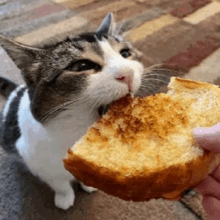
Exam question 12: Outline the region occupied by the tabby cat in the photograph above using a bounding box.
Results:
[0,13,144,210]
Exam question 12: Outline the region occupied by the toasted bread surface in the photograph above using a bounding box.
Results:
[63,77,220,201]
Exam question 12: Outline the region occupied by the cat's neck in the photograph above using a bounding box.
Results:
[18,90,99,152]
[17,91,100,155]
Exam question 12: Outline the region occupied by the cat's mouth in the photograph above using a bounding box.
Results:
[97,104,111,117]
[97,92,134,117]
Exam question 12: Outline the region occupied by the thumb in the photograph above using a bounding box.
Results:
[193,123,220,154]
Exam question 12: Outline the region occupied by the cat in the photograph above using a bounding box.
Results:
[0,13,144,210]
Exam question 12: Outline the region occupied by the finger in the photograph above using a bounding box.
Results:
[193,124,220,153]
[202,196,220,220]
[210,165,220,182]
[196,175,220,199]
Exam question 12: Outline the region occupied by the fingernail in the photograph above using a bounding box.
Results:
[193,128,211,148]
[193,128,209,137]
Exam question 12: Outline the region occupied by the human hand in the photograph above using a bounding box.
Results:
[193,123,220,220]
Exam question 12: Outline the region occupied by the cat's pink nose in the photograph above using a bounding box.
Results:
[115,70,134,91]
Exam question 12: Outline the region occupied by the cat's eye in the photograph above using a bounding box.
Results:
[75,62,91,71]
[120,49,131,58]
[66,60,101,72]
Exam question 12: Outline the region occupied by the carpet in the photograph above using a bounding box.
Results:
[1,0,220,219]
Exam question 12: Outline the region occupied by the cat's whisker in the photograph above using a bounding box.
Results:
[145,62,182,71]
[41,104,65,120]
[142,76,169,82]
[40,95,89,122]
[143,73,172,80]
[144,65,182,77]
[144,69,181,76]
[145,68,174,72]
[144,68,174,73]
[67,92,104,119]
[142,78,169,85]
[138,86,154,96]
[145,63,164,70]
[141,76,158,87]
[88,97,101,119]
[139,84,157,93]
[141,83,158,90]
[41,102,72,122]
[137,90,149,97]
[73,97,96,113]
[143,72,171,78]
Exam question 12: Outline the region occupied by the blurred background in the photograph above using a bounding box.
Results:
[0,0,220,219]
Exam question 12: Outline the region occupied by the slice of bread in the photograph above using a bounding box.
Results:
[63,77,220,201]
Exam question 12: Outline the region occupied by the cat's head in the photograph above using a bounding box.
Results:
[0,13,144,123]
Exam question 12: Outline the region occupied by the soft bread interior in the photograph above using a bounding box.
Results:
[70,78,220,177]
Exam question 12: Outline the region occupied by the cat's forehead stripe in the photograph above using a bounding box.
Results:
[98,39,119,60]
[67,33,105,58]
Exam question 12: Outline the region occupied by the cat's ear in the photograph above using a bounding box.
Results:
[96,13,116,36]
[0,35,44,70]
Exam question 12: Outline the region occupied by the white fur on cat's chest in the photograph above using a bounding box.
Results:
[15,90,96,172]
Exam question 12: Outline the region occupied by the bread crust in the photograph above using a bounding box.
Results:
[63,149,218,201]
